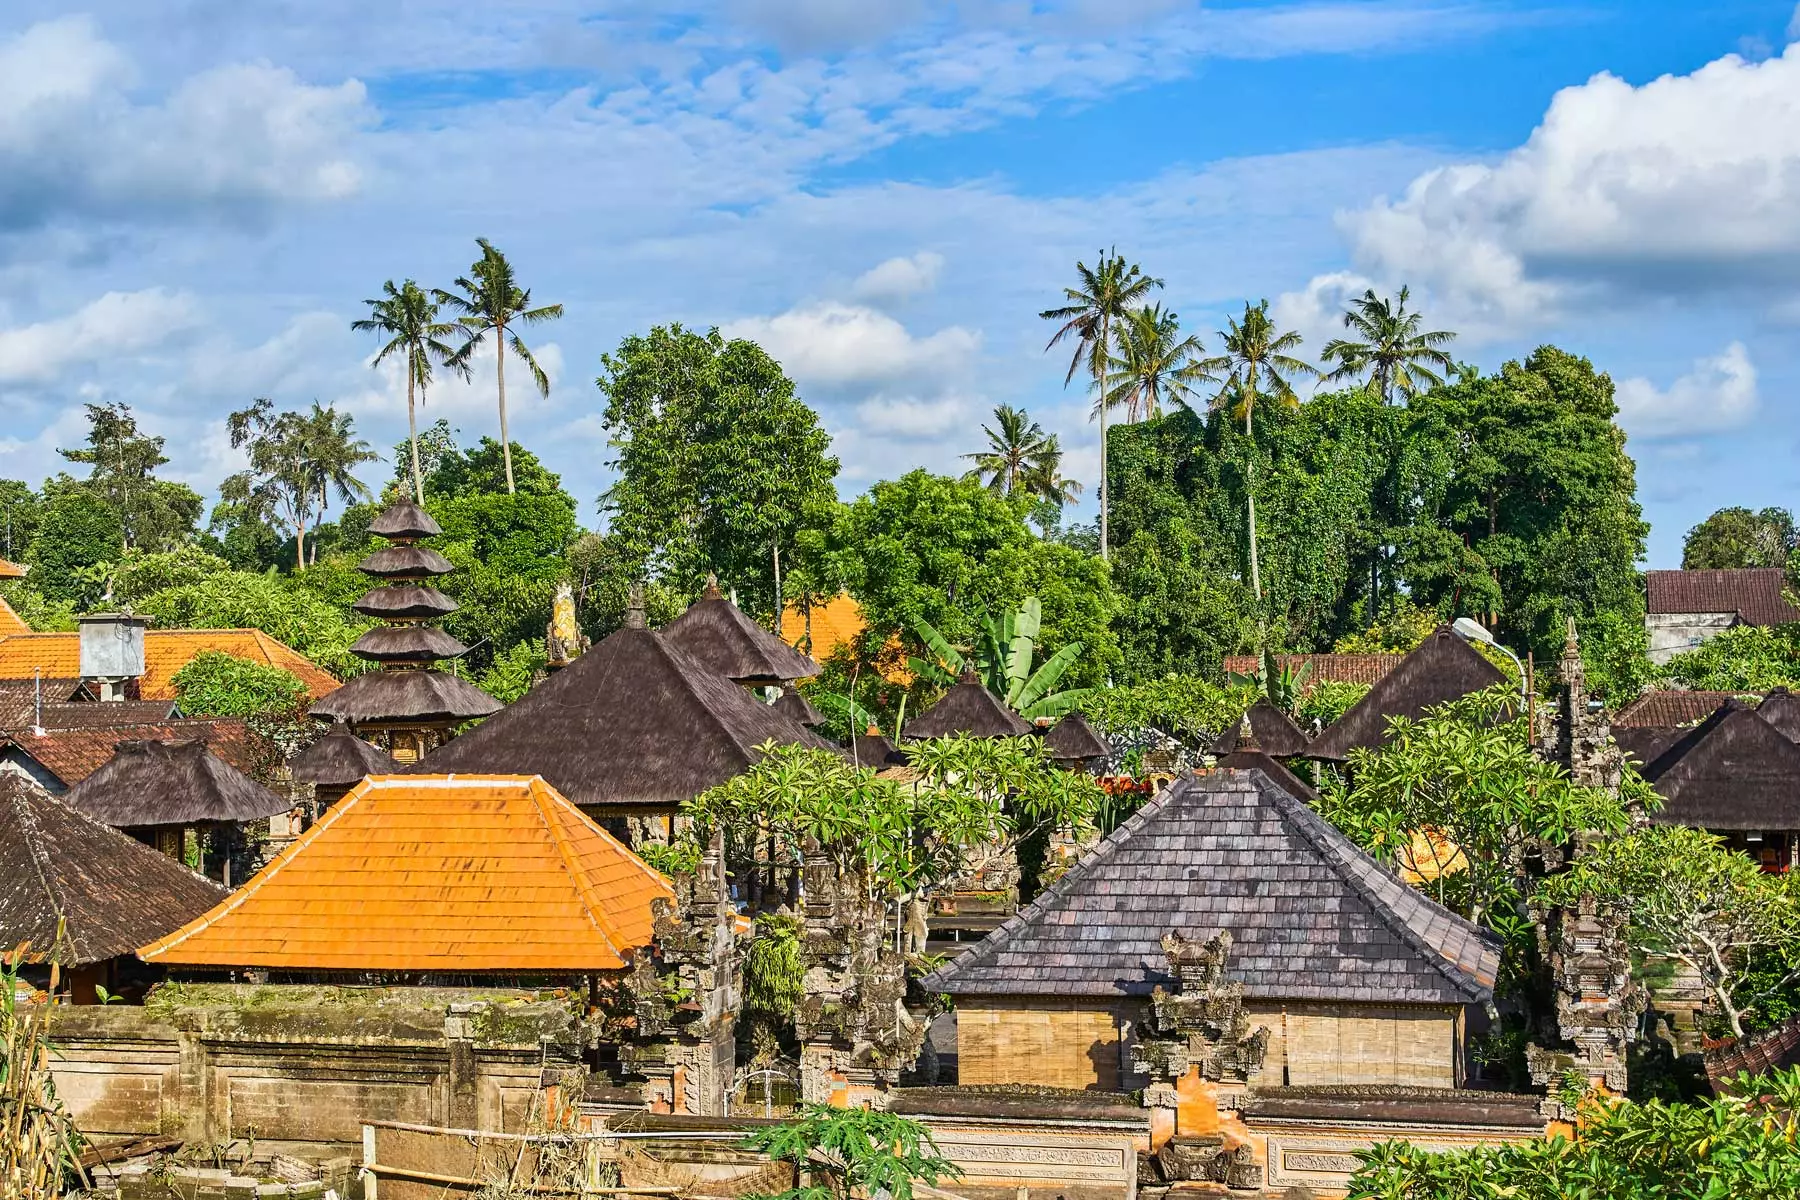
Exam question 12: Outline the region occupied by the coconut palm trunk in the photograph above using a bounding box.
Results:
[1245,392,1261,603]
[495,318,514,494]
[407,370,423,503]
[1098,310,1110,563]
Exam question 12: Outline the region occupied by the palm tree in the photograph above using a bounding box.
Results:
[434,238,564,494]
[352,280,466,502]
[299,403,377,556]
[1319,285,1455,404]
[962,405,1057,496]
[1040,250,1161,562]
[1023,435,1082,506]
[1095,303,1213,422]
[1197,300,1318,604]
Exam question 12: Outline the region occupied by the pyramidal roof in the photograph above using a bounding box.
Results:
[923,761,1499,1005]
[1211,698,1308,757]
[1757,687,1800,742]
[139,774,674,972]
[1643,700,1800,830]
[63,739,289,827]
[904,668,1032,739]
[289,723,400,788]
[1305,627,1507,761]
[415,625,837,809]
[0,773,227,966]
[1043,712,1111,762]
[661,579,820,684]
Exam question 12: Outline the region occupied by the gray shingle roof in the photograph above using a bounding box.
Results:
[922,761,1499,1005]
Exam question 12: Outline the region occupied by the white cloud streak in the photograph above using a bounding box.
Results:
[1615,342,1759,441]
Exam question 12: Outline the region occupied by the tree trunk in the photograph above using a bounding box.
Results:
[771,540,782,635]
[408,365,424,503]
[294,516,306,573]
[1098,312,1110,563]
[1246,398,1262,603]
[496,321,515,495]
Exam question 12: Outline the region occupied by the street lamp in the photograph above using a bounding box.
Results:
[1450,617,1529,706]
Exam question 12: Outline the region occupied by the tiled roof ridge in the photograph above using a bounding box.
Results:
[1252,772,1495,1003]
[923,774,1187,988]
[529,777,628,962]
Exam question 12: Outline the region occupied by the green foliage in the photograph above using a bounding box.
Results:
[133,572,370,677]
[0,582,76,632]
[743,914,804,1025]
[1077,676,1249,745]
[0,478,43,561]
[1226,648,1312,713]
[909,596,1091,718]
[172,651,309,719]
[1295,680,1369,729]
[1657,622,1800,693]
[1541,825,1800,1038]
[1577,606,1655,703]
[1346,1067,1800,1199]
[110,546,233,606]
[477,640,545,704]
[598,324,840,621]
[1682,505,1797,570]
[26,483,124,604]
[1333,603,1438,653]
[636,840,701,877]
[743,1105,960,1200]
[57,401,202,551]
[223,398,377,571]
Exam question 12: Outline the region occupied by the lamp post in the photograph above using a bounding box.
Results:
[1450,616,1529,708]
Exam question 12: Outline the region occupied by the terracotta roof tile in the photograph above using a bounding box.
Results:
[0,558,25,580]
[0,678,89,729]
[138,774,675,972]
[1613,690,1746,728]
[1222,653,1404,687]
[1,718,268,789]
[0,595,27,636]
[0,629,339,700]
[1645,568,1800,626]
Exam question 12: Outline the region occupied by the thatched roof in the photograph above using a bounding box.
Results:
[660,581,820,684]
[1211,699,1308,757]
[0,774,226,966]
[1305,627,1508,761]
[368,500,442,540]
[1758,688,1800,741]
[62,739,289,828]
[772,687,824,727]
[349,625,470,664]
[414,625,837,809]
[357,545,455,578]
[290,723,399,788]
[851,725,902,768]
[309,669,501,724]
[1613,725,1687,768]
[1643,701,1800,830]
[904,669,1032,739]
[1043,712,1111,763]
[352,585,459,620]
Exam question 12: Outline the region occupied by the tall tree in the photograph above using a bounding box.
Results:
[962,405,1057,496]
[1097,303,1211,422]
[1682,505,1797,570]
[435,238,564,495]
[296,403,377,564]
[1320,285,1456,404]
[353,279,466,502]
[57,402,201,552]
[1040,250,1161,562]
[224,400,374,571]
[1197,300,1318,604]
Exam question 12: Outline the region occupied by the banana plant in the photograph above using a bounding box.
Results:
[1226,647,1313,715]
[908,596,1092,719]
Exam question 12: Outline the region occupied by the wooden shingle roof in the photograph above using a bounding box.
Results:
[0,629,340,700]
[1305,628,1507,761]
[1642,701,1800,831]
[1646,568,1800,626]
[904,669,1032,740]
[63,739,289,828]
[923,762,1499,1005]
[0,773,227,966]
[662,581,820,685]
[415,625,836,809]
[1211,698,1309,757]
[138,775,674,972]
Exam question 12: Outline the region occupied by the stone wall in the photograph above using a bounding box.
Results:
[48,985,579,1155]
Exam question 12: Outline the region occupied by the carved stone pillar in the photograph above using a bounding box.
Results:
[1528,893,1645,1114]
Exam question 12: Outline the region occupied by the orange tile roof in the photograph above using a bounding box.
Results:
[139,774,676,973]
[0,596,27,637]
[0,629,339,700]
[0,558,25,579]
[2,718,268,788]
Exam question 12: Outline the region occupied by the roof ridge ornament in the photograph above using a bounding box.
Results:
[625,583,648,630]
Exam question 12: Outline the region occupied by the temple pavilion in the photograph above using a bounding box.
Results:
[289,721,399,810]
[904,667,1032,740]
[1304,626,1507,762]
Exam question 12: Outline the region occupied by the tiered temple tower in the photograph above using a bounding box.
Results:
[309,499,500,762]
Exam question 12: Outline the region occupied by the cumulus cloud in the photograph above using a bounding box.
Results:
[850,252,945,306]
[1614,342,1758,440]
[0,288,199,384]
[0,17,368,236]
[722,302,979,389]
[1318,44,1800,337]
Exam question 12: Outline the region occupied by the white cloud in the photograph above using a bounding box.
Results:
[850,252,945,306]
[1322,44,1800,336]
[851,394,971,438]
[0,289,199,384]
[722,302,979,388]
[1615,342,1758,440]
[0,17,368,237]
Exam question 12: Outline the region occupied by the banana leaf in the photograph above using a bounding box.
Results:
[1013,640,1083,711]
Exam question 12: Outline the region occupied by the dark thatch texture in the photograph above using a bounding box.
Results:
[290,723,399,788]
[357,545,455,578]
[310,669,502,724]
[1614,690,1742,728]
[1043,712,1112,763]
[922,762,1499,1004]
[2,719,266,792]
[1613,726,1687,769]
[1758,688,1800,742]
[352,585,459,620]
[1643,701,1800,831]
[367,500,442,540]
[349,625,470,664]
[1305,627,1507,761]
[0,773,227,966]
[659,584,820,684]
[63,739,289,829]
[903,669,1032,739]
[772,687,824,727]
[0,678,88,729]
[851,726,902,768]
[414,625,837,809]
[1211,699,1308,757]
[1646,568,1800,627]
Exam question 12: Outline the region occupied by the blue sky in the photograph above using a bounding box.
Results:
[3,1,1799,567]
